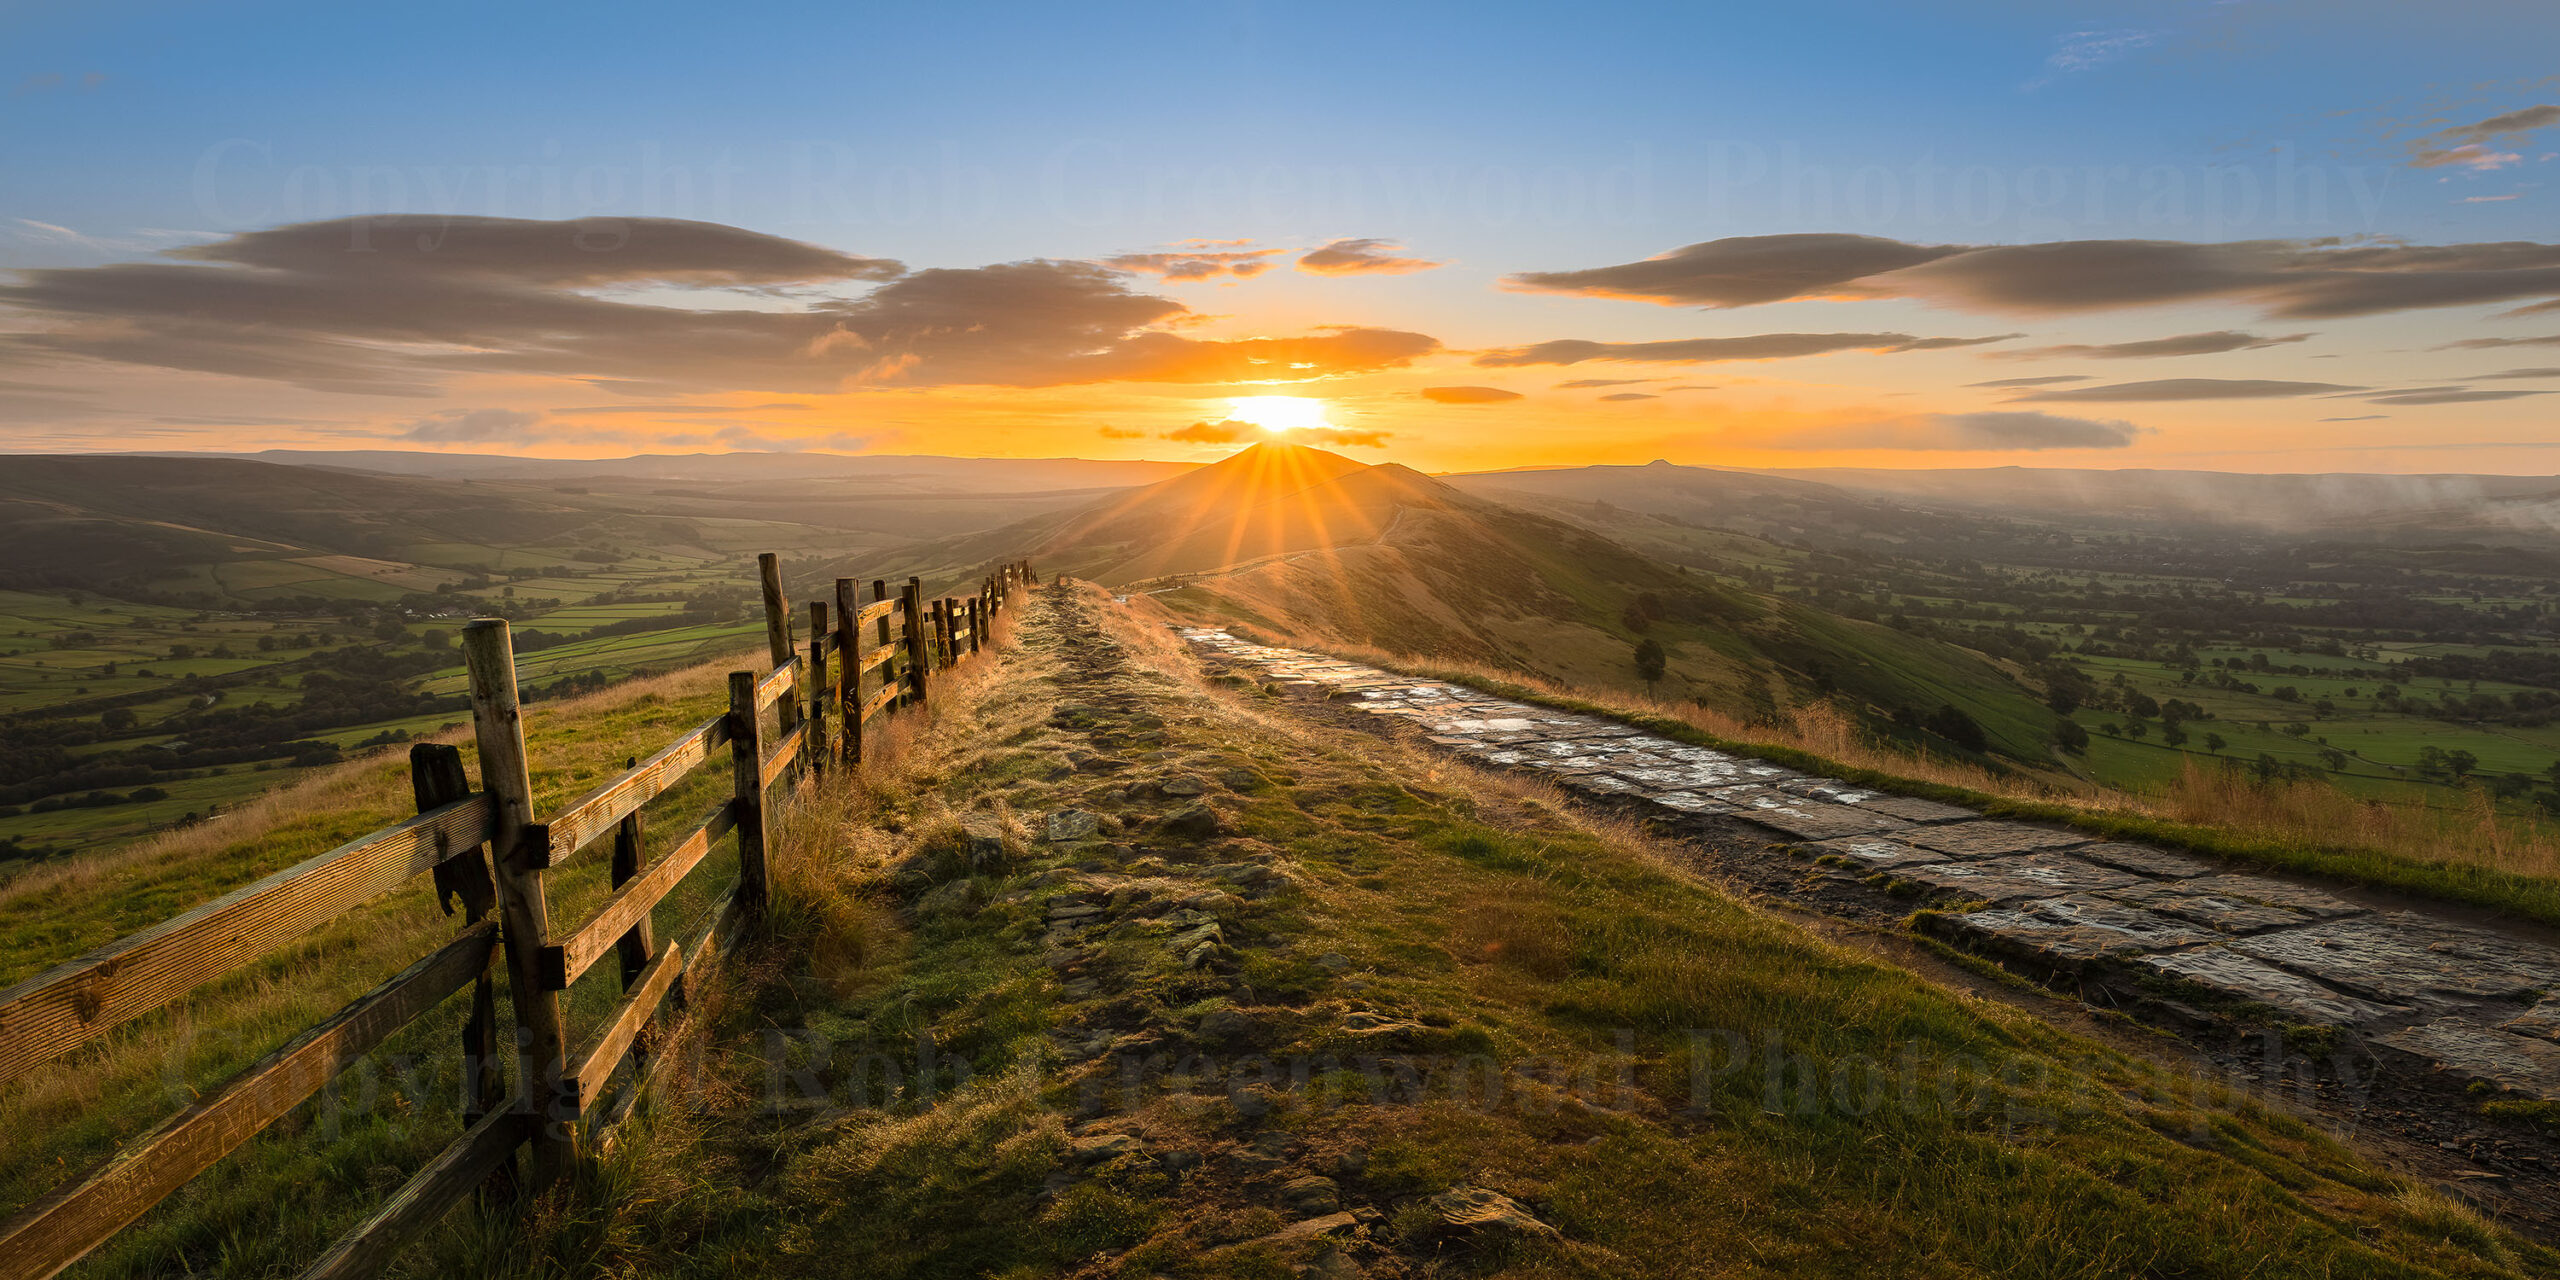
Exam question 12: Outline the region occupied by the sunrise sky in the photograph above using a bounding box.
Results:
[4,0,2559,474]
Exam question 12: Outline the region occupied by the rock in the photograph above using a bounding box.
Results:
[1896,853,2143,906]
[1280,1175,1342,1215]
[2376,1019,2560,1101]
[1199,1007,1261,1045]
[1296,1246,1362,1279]
[2139,946,2408,1026]
[1268,1211,1361,1242]
[1340,1011,1390,1030]
[1070,1131,1145,1164]
[1157,802,1226,841]
[1419,1187,1559,1242]
[1899,821,2092,859]
[914,878,981,920]
[1069,750,1130,773]
[1315,953,1353,973]
[1161,776,1208,797]
[1045,809,1100,843]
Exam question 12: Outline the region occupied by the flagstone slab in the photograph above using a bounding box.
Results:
[2375,1019,2560,1101]
[2139,947,2413,1026]
[2068,842,2218,880]
[1803,836,1952,870]
[1897,853,2146,905]
[1942,895,2219,962]
[1900,821,2095,859]
[2232,914,2558,1008]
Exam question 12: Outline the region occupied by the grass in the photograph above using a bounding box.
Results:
[472,584,2555,1278]
[0,646,780,1275]
[1195,622,2560,931]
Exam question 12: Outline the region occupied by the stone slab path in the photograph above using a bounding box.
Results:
[1183,629,2560,1105]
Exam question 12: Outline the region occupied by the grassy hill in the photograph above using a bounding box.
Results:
[907,443,2065,768]
[10,584,2549,1278]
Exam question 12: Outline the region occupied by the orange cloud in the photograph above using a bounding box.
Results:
[1297,238,1444,276]
[1421,385,1523,404]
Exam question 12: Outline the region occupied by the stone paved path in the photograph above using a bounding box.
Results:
[1183,629,2560,1104]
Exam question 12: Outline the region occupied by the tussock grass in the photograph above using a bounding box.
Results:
[1230,625,2560,927]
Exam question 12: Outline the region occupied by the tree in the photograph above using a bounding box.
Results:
[2054,719,2089,754]
[1632,638,1667,692]
[1923,704,1989,753]
[2204,732,2226,754]
[2446,749,2478,780]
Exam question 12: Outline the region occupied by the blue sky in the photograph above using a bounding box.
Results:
[3,0,2558,471]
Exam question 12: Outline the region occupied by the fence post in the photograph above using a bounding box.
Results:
[835,578,862,767]
[459,618,576,1189]
[872,579,894,710]
[902,578,930,707]
[806,600,831,776]
[607,756,658,992]
[757,553,802,754]
[409,742,514,1200]
[938,598,956,668]
[726,671,770,916]
[968,598,983,657]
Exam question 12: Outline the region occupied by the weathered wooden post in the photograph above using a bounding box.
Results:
[726,671,770,916]
[756,553,802,753]
[872,579,896,710]
[901,578,929,707]
[806,600,832,776]
[460,618,576,1188]
[606,756,657,992]
[409,742,512,1199]
[968,598,983,657]
[835,578,862,767]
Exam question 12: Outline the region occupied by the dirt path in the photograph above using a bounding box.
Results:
[1179,624,2560,1236]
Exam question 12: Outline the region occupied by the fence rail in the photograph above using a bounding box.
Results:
[0,555,1036,1280]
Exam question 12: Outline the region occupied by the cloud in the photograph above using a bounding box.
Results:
[1420,385,1523,404]
[2361,388,2552,405]
[2410,103,2560,169]
[1556,378,1653,388]
[1165,418,1387,448]
[1104,247,1285,281]
[2436,334,2560,349]
[2013,378,2361,402]
[1301,426,1390,448]
[1739,410,2142,452]
[0,214,1441,395]
[1475,331,2015,367]
[1296,238,1444,276]
[1167,419,1250,443]
[1968,375,2093,388]
[2470,367,2560,380]
[1666,384,1719,391]
[1504,234,2560,320]
[401,407,545,442]
[1097,425,1148,439]
[1504,233,1957,308]
[2319,415,2389,422]
[2026,28,2161,89]
[1600,392,1658,401]
[1990,330,2312,360]
[2462,193,2523,203]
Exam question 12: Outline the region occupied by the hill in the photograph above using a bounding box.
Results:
[909,443,2066,766]
[1753,464,2560,541]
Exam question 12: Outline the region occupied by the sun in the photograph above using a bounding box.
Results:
[1227,395,1331,435]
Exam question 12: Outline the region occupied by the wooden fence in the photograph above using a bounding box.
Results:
[0,556,1036,1280]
